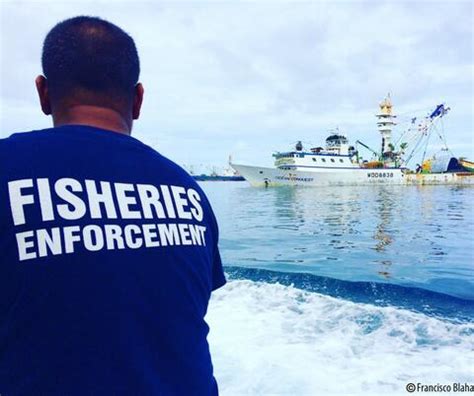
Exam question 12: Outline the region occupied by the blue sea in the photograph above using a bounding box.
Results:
[201,182,474,395]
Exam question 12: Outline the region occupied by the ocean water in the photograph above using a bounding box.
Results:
[200,182,474,395]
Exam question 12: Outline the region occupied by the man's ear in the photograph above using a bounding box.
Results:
[35,75,52,115]
[132,83,144,120]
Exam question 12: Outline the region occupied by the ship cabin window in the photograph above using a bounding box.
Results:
[330,158,335,163]
[339,159,344,163]
[326,135,348,148]
[312,158,317,162]
[321,158,326,163]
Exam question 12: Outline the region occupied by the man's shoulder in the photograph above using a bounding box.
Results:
[144,151,211,211]
[2,127,57,138]
[154,152,201,189]
[0,127,200,190]
[0,128,55,147]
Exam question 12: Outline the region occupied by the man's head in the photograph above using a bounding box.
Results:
[36,16,144,132]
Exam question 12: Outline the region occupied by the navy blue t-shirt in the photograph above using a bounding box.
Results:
[0,125,226,395]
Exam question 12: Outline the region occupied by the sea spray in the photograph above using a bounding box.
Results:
[207,280,474,395]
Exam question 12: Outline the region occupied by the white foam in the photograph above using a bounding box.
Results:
[207,280,474,395]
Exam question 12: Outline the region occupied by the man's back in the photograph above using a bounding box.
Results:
[0,125,225,395]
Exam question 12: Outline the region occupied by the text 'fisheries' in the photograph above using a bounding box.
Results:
[7,178,208,261]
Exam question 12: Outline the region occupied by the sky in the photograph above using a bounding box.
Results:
[1,0,473,171]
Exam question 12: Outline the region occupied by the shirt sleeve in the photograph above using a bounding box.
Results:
[211,247,226,291]
[207,196,226,292]
[196,183,226,292]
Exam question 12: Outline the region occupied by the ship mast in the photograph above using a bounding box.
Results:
[376,94,396,156]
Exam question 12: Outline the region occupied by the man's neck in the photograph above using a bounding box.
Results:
[52,105,132,135]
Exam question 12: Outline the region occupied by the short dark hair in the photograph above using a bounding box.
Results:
[42,16,140,108]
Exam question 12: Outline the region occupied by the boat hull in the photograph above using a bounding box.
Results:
[405,172,474,185]
[231,163,474,187]
[460,159,474,172]
[231,163,406,186]
[192,175,245,182]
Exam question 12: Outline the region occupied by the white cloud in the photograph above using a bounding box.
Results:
[1,0,473,167]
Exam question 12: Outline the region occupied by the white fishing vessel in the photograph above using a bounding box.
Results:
[231,96,474,187]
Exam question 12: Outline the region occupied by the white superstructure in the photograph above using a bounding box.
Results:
[232,128,407,186]
[273,135,358,172]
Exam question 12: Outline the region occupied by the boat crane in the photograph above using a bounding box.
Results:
[355,140,379,160]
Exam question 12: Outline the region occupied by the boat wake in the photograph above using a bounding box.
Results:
[207,273,474,395]
[224,266,474,322]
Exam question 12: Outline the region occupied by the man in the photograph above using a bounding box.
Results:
[0,16,226,395]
